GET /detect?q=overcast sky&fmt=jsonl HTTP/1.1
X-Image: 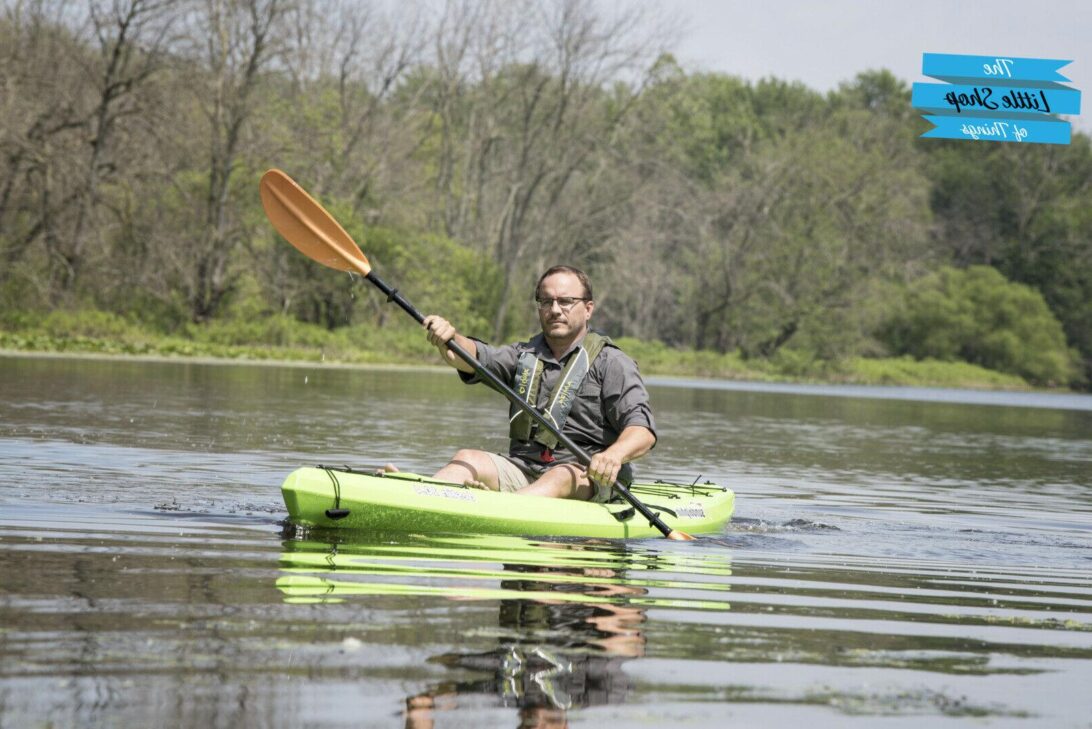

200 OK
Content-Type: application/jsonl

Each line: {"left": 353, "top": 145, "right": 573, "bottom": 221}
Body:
{"left": 656, "top": 0, "right": 1090, "bottom": 131}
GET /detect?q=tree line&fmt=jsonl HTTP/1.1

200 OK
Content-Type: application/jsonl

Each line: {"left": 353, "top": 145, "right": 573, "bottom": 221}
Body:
{"left": 1, "top": 0, "right": 1088, "bottom": 387}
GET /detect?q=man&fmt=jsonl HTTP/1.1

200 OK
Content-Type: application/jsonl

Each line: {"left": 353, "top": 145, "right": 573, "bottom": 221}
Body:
{"left": 421, "top": 265, "right": 656, "bottom": 502}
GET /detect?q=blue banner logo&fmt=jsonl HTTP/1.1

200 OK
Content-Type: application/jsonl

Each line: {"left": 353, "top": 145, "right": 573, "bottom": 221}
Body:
{"left": 920, "top": 116, "right": 1071, "bottom": 145}
{"left": 922, "top": 53, "right": 1072, "bottom": 84}
{"left": 914, "top": 53, "right": 1081, "bottom": 145}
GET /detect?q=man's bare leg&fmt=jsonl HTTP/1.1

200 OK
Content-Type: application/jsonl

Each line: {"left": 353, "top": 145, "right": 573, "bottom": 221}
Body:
{"left": 432, "top": 449, "right": 502, "bottom": 490}
{"left": 517, "top": 464, "right": 596, "bottom": 500}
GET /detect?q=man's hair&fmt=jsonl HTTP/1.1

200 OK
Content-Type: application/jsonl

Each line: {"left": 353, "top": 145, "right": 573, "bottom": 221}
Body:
{"left": 534, "top": 265, "right": 593, "bottom": 301}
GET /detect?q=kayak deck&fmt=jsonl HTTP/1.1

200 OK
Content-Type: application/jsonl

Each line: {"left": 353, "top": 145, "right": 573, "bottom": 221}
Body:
{"left": 281, "top": 466, "right": 734, "bottom": 538}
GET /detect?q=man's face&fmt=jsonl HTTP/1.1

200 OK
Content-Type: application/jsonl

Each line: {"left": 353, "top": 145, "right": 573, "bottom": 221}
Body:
{"left": 536, "top": 272, "right": 594, "bottom": 344}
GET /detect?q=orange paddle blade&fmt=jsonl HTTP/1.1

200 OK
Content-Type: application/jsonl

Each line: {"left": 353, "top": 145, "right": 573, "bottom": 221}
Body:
{"left": 667, "top": 530, "right": 696, "bottom": 541}
{"left": 259, "top": 169, "right": 371, "bottom": 276}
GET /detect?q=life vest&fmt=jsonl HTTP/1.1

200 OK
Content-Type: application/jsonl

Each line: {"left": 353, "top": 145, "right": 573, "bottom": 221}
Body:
{"left": 509, "top": 332, "right": 612, "bottom": 450}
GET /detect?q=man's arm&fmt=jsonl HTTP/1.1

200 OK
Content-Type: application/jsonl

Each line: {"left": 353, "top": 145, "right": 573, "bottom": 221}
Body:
{"left": 586, "top": 425, "right": 656, "bottom": 487}
{"left": 423, "top": 315, "right": 476, "bottom": 374}
{"left": 589, "top": 347, "right": 658, "bottom": 486}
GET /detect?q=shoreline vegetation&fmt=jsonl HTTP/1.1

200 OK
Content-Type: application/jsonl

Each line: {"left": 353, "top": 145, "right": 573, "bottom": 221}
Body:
{"left": 4, "top": 3, "right": 1088, "bottom": 393}
{"left": 0, "top": 310, "right": 1035, "bottom": 392}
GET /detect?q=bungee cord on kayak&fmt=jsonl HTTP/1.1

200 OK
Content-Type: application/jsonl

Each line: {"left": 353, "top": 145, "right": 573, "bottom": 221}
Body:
{"left": 318, "top": 466, "right": 349, "bottom": 520}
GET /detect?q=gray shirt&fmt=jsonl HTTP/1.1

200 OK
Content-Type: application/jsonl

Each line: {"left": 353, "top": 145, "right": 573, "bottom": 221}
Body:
{"left": 460, "top": 332, "right": 656, "bottom": 476}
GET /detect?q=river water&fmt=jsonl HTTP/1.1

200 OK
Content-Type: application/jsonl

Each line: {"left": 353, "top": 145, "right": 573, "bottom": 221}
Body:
{"left": 1, "top": 354, "right": 1090, "bottom": 727}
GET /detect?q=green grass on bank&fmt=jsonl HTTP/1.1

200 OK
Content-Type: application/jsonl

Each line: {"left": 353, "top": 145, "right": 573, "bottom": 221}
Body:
{"left": 0, "top": 309, "right": 435, "bottom": 365}
{"left": 614, "top": 337, "right": 1030, "bottom": 390}
{"left": 0, "top": 309, "right": 1036, "bottom": 391}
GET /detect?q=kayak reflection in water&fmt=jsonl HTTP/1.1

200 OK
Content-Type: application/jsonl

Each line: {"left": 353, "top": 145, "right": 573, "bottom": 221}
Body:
{"left": 403, "top": 562, "right": 646, "bottom": 729}
{"left": 384, "top": 266, "right": 657, "bottom": 503}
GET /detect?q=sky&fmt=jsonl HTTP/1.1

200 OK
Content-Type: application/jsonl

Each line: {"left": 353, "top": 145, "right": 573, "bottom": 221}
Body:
{"left": 655, "top": 0, "right": 1090, "bottom": 131}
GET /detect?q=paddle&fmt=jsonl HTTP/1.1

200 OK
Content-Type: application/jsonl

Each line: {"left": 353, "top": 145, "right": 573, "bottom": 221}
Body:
{"left": 259, "top": 168, "right": 695, "bottom": 541}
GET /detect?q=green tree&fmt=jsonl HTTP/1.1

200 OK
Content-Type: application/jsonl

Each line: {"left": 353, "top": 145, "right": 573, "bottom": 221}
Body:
{"left": 880, "top": 265, "right": 1078, "bottom": 386}
{"left": 0, "top": 0, "right": 174, "bottom": 304}
{"left": 604, "top": 70, "right": 932, "bottom": 358}
{"left": 925, "top": 133, "right": 1092, "bottom": 385}
{"left": 412, "top": 0, "right": 661, "bottom": 341}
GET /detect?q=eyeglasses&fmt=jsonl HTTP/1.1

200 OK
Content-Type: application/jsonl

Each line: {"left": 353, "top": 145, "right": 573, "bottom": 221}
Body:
{"left": 535, "top": 297, "right": 589, "bottom": 312}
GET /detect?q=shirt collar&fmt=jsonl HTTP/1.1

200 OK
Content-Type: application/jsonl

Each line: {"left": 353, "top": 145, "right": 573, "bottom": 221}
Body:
{"left": 530, "top": 331, "right": 588, "bottom": 365}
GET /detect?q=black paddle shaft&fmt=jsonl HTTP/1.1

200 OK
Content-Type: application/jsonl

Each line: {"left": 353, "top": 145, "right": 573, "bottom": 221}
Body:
{"left": 364, "top": 271, "right": 677, "bottom": 538}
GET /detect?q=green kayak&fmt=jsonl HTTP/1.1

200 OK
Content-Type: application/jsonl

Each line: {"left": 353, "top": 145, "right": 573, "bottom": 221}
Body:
{"left": 281, "top": 466, "right": 735, "bottom": 538}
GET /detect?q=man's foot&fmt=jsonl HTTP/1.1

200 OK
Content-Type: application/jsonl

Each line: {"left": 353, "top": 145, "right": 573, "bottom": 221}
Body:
{"left": 463, "top": 478, "right": 488, "bottom": 490}
{"left": 375, "top": 464, "right": 400, "bottom": 475}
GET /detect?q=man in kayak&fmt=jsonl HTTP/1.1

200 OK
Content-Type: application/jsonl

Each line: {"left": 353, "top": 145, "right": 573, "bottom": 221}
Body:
{"left": 412, "top": 265, "right": 657, "bottom": 502}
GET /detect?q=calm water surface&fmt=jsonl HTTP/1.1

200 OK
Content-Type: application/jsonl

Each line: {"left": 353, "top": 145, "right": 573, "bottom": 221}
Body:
{"left": 1, "top": 354, "right": 1090, "bottom": 728}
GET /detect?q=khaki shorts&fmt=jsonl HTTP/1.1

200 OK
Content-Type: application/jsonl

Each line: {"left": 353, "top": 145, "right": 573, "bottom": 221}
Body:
{"left": 483, "top": 453, "right": 613, "bottom": 503}
{"left": 483, "top": 453, "right": 532, "bottom": 493}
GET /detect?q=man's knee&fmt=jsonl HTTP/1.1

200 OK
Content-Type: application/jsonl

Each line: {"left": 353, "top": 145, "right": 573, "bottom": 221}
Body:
{"left": 550, "top": 464, "right": 584, "bottom": 488}
{"left": 526, "top": 463, "right": 590, "bottom": 499}
{"left": 447, "top": 449, "right": 496, "bottom": 479}
{"left": 450, "top": 449, "right": 490, "bottom": 467}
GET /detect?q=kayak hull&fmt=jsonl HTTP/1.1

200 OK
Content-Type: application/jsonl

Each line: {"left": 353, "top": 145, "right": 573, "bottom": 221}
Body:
{"left": 281, "top": 466, "right": 734, "bottom": 538}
